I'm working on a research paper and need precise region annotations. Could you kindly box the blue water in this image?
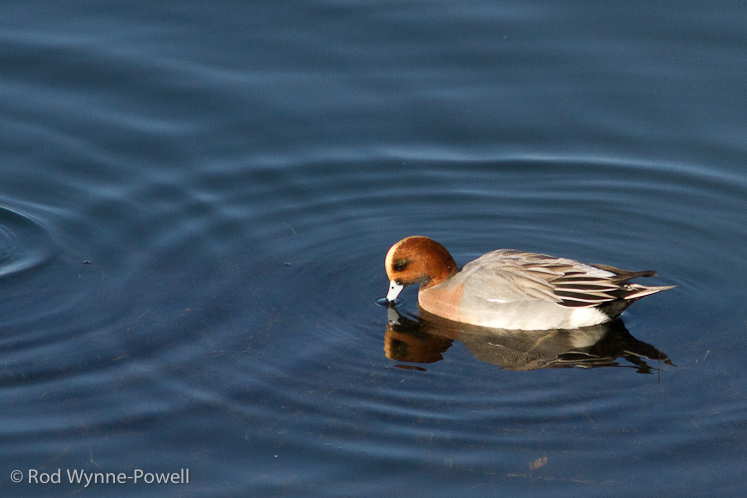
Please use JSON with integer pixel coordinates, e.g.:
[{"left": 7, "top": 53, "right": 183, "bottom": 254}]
[{"left": 2, "top": 1, "right": 747, "bottom": 497}]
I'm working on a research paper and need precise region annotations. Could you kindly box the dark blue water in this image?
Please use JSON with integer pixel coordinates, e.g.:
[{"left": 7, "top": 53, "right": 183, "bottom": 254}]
[{"left": 2, "top": 1, "right": 747, "bottom": 497}]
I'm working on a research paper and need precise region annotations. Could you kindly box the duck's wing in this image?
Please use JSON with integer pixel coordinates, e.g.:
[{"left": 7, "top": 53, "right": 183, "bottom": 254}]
[{"left": 459, "top": 250, "right": 670, "bottom": 308}]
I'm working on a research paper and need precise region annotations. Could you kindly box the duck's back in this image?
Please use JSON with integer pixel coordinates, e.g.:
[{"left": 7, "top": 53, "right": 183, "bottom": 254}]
[{"left": 418, "top": 250, "right": 629, "bottom": 330}]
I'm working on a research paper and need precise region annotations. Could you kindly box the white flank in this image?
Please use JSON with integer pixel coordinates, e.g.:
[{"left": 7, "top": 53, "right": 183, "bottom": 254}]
[{"left": 567, "top": 307, "right": 608, "bottom": 329}]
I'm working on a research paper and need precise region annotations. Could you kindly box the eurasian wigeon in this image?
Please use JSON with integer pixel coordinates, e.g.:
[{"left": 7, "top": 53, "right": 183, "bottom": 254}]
[{"left": 385, "top": 236, "right": 674, "bottom": 330}]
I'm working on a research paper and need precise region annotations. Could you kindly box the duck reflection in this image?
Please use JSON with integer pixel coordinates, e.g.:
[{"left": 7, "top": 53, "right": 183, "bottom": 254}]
[{"left": 384, "top": 307, "right": 672, "bottom": 373}]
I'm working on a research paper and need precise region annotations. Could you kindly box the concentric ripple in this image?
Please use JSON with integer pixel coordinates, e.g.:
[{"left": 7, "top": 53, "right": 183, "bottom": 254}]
[
  {"left": 2, "top": 151, "right": 746, "bottom": 493},
  {"left": 0, "top": 204, "right": 52, "bottom": 279},
  {"left": 180, "top": 153, "right": 747, "bottom": 487}
]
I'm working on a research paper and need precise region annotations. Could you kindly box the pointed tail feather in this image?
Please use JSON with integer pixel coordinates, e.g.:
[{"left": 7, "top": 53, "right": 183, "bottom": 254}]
[{"left": 625, "top": 284, "right": 676, "bottom": 300}]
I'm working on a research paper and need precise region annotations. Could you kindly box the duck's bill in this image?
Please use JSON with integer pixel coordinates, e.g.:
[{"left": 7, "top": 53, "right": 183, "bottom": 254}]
[{"left": 386, "top": 280, "right": 404, "bottom": 302}]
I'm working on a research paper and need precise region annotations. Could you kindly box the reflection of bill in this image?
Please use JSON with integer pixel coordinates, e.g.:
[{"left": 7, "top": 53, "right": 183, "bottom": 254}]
[{"left": 384, "top": 306, "right": 672, "bottom": 373}]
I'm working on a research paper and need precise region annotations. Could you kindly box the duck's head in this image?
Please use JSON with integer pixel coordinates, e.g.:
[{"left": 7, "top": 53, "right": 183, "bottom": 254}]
[{"left": 385, "top": 236, "right": 458, "bottom": 302}]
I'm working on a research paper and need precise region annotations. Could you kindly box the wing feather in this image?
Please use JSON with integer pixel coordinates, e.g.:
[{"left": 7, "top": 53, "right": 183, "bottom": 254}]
[{"left": 458, "top": 249, "right": 665, "bottom": 309}]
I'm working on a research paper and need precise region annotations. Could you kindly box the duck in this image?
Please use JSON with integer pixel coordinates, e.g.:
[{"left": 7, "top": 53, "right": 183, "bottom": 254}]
[{"left": 385, "top": 236, "right": 674, "bottom": 331}]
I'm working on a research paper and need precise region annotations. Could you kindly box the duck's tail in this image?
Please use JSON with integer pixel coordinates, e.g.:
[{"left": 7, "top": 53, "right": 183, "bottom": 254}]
[{"left": 624, "top": 284, "right": 676, "bottom": 301}]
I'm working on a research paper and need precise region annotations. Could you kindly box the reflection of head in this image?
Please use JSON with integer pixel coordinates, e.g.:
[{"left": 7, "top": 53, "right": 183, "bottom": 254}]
[
  {"left": 384, "top": 307, "right": 453, "bottom": 363},
  {"left": 384, "top": 328, "right": 453, "bottom": 364}
]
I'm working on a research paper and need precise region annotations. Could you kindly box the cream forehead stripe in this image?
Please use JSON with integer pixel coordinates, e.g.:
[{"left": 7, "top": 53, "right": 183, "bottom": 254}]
[{"left": 385, "top": 239, "right": 405, "bottom": 276}]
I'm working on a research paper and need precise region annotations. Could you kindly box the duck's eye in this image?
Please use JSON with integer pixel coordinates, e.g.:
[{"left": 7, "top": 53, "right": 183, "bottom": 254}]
[{"left": 393, "top": 260, "right": 408, "bottom": 272}]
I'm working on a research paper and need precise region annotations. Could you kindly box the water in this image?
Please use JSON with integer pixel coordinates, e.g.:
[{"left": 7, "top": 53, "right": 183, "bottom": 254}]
[{"left": 1, "top": 1, "right": 747, "bottom": 496}]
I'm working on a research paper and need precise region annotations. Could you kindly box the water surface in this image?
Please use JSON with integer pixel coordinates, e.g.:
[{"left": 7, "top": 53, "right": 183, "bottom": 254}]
[{"left": 1, "top": 1, "right": 747, "bottom": 497}]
